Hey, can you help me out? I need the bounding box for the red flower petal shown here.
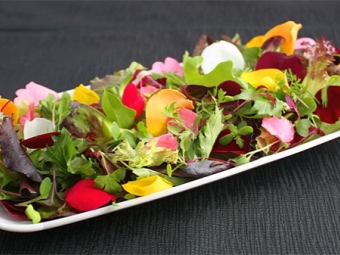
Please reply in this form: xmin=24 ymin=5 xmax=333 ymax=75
xmin=65 ymin=179 xmax=116 ymax=212
xmin=122 ymin=83 xmax=145 ymax=119
xmin=256 ymin=51 xmax=306 ymax=80
xmin=20 ymin=132 xmax=60 ymax=149
xmin=314 ymin=86 xmax=340 ymax=124
xmin=218 ymin=80 xmax=242 ymax=96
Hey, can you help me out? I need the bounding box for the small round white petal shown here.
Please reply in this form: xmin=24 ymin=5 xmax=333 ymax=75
xmin=200 ymin=40 xmax=245 ymax=74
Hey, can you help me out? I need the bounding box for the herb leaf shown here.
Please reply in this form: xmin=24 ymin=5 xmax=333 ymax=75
xmin=198 ymin=106 xmax=225 ymax=159
xmin=102 ymin=90 xmax=136 ymax=129
xmin=95 ymin=168 xmax=126 ymax=194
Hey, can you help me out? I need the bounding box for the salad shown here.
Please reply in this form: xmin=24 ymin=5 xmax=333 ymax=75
xmin=0 ymin=21 xmax=339 ymax=224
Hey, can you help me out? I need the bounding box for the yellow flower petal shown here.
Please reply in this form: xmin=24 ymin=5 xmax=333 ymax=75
xmin=245 ymin=21 xmax=302 ymax=55
xmin=122 ymin=176 xmax=173 ymax=197
xmin=72 ymin=84 xmax=100 ymax=105
xmin=145 ymin=89 xmax=194 ymax=136
xmin=241 ymin=68 xmax=286 ymax=91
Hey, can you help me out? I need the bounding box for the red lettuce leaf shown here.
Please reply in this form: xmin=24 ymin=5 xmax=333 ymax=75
xmin=0 ymin=200 xmax=28 ymax=220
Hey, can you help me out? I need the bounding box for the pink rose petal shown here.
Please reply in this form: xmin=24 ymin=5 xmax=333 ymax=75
xmin=14 ymin=82 xmax=59 ymax=106
xmin=154 ymin=133 xmax=178 ymax=150
xmin=167 ymin=108 xmax=199 ymax=135
xmin=261 ymin=116 xmax=294 ymax=143
xmin=19 ymin=102 xmax=40 ymax=128
xmin=295 ymin=37 xmax=316 ymax=50
xmin=151 ymin=57 xmax=183 ymax=76
xmin=140 ymin=86 xmax=158 ymax=96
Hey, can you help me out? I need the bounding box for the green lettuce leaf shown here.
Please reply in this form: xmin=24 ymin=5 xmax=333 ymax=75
xmin=101 ymin=90 xmax=136 ymax=129
xmin=182 ymin=51 xmax=247 ymax=87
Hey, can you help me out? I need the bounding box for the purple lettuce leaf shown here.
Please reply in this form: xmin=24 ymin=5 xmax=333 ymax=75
xmin=0 ymin=200 xmax=28 ymax=220
xmin=163 ymin=160 xmax=234 ymax=178
xmin=0 ymin=117 xmax=42 ymax=183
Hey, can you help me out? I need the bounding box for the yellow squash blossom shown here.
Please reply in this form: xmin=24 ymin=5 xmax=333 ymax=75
xmin=72 ymin=84 xmax=100 ymax=105
xmin=122 ymin=176 xmax=173 ymax=197
xmin=241 ymin=68 xmax=287 ymax=91
xmin=145 ymin=89 xmax=194 ymax=136
xmin=246 ymin=21 xmax=302 ymax=55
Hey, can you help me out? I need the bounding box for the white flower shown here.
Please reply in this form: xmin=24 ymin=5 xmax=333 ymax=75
xmin=200 ymin=40 xmax=245 ymax=74
xmin=23 ymin=118 xmax=54 ymax=139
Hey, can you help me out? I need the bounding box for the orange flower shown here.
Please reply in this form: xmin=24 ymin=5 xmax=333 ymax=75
xmin=0 ymin=98 xmax=19 ymax=125
xmin=145 ymin=89 xmax=194 ymax=136
xmin=246 ymin=21 xmax=302 ymax=55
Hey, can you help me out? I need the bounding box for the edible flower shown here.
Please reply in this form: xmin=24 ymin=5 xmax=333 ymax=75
xmin=0 ymin=98 xmax=19 ymax=125
xmin=246 ymin=21 xmax=302 ymax=55
xmin=122 ymin=176 xmax=173 ymax=197
xmin=151 ymin=57 xmax=184 ymax=76
xmin=200 ymin=40 xmax=245 ymax=73
xmin=153 ymin=133 xmax=178 ymax=150
xmin=314 ymin=86 xmax=340 ymax=124
xmin=140 ymin=85 xmax=158 ymax=97
xmin=261 ymin=116 xmax=294 ymax=143
xmin=121 ymin=83 xmax=145 ymax=119
xmin=19 ymin=102 xmax=39 ymax=128
xmin=255 ymin=51 xmax=306 ymax=80
xmin=72 ymin=84 xmax=100 ymax=105
xmin=145 ymin=89 xmax=194 ymax=136
xmin=23 ymin=117 xmax=54 ymax=140
xmin=241 ymin=68 xmax=286 ymax=91
xmin=65 ymin=179 xmax=116 ymax=212
xmin=295 ymin=37 xmax=316 ymax=50
xmin=167 ymin=108 xmax=199 ymax=135
xmin=14 ymin=81 xmax=59 ymax=106
xmin=255 ymin=128 xmax=279 ymax=154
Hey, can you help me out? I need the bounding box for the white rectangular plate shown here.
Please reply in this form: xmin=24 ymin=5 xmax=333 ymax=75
xmin=1 ymin=128 xmax=340 ymax=232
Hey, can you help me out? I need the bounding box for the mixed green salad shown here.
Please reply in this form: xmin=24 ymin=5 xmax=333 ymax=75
xmin=0 ymin=20 xmax=339 ymax=223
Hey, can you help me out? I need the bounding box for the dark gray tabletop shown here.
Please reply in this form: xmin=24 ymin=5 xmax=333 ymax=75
xmin=0 ymin=1 xmax=340 ymax=254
